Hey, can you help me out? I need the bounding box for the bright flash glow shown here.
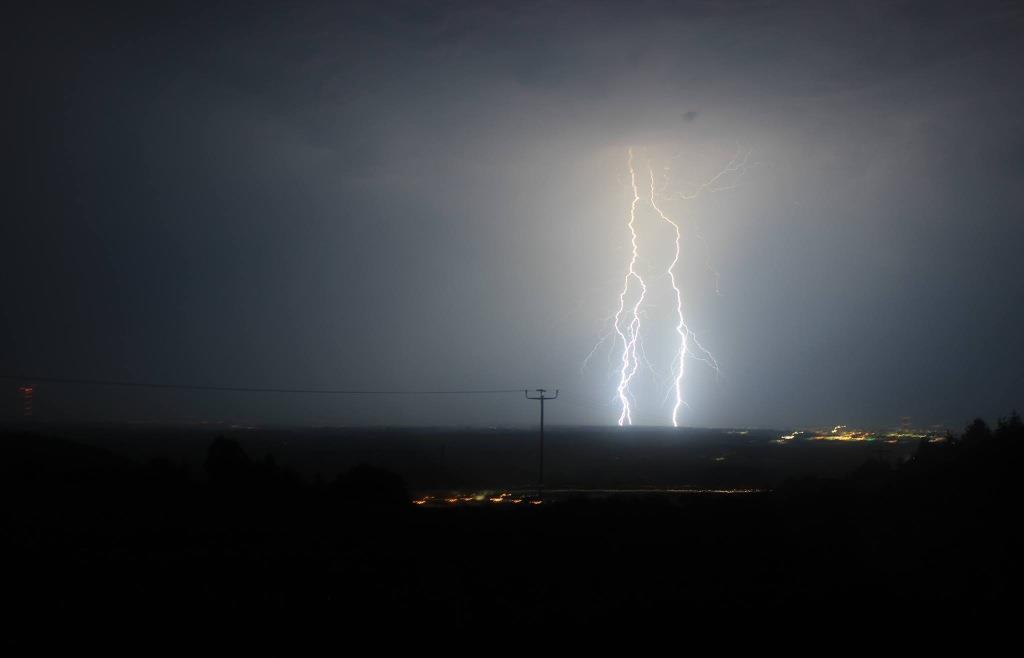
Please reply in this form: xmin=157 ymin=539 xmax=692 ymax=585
xmin=604 ymin=146 xmax=742 ymax=426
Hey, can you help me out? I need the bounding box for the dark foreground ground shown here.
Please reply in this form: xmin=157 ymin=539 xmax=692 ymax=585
xmin=2 ymin=416 xmax=1022 ymax=645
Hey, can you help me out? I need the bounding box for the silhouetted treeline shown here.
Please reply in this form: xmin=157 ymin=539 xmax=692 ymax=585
xmin=2 ymin=415 xmax=1021 ymax=646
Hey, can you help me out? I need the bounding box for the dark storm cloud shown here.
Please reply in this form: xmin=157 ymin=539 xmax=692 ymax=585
xmin=2 ymin=1 xmax=1022 ymax=427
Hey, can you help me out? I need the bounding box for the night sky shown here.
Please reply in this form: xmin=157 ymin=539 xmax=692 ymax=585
xmin=3 ymin=1 xmax=1022 ymax=428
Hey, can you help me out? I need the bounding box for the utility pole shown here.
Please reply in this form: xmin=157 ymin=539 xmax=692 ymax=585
xmin=525 ymin=388 xmax=558 ymax=499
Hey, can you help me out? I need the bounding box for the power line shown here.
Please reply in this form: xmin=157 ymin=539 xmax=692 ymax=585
xmin=0 ymin=375 xmax=525 ymax=396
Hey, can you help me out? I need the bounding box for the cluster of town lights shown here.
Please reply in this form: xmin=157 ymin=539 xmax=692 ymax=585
xmin=412 ymin=492 xmax=543 ymax=507
xmin=775 ymin=425 xmax=944 ymax=444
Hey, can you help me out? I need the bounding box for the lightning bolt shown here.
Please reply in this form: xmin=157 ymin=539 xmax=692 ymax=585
xmin=598 ymin=145 xmax=747 ymax=426
xmin=647 ymin=164 xmax=688 ymax=427
xmin=612 ymin=148 xmax=648 ymax=426
xmin=668 ymin=146 xmax=750 ymax=201
xmin=580 ymin=316 xmax=616 ymax=375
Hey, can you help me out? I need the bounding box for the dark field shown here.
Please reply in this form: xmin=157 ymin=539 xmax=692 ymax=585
xmin=1 ymin=422 xmax=924 ymax=492
xmin=3 ymin=419 xmax=1021 ymax=645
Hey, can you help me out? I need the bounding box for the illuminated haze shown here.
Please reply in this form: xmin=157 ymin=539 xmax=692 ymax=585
xmin=3 ymin=1 xmax=1022 ymax=428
